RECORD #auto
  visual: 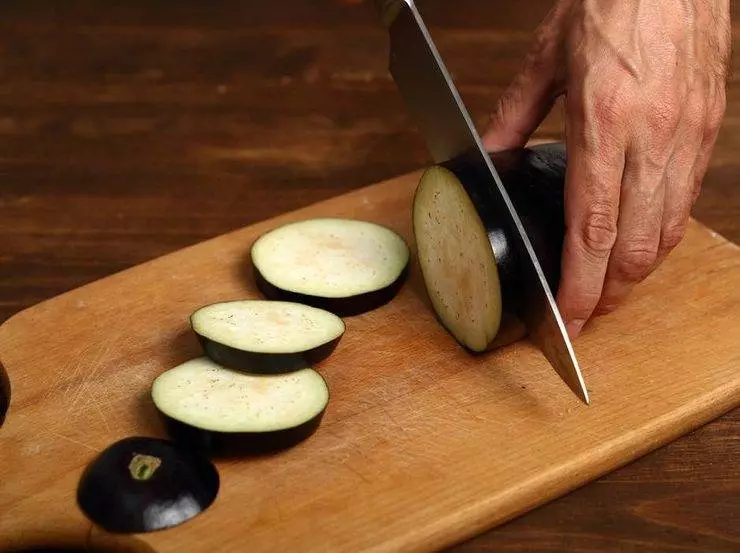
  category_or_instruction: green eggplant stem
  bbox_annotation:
[128,453,162,481]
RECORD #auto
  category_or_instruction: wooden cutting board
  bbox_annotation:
[1,170,739,553]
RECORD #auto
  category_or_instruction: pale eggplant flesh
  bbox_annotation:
[76,436,219,534]
[251,218,410,317]
[151,357,329,457]
[413,142,567,352]
[190,300,345,373]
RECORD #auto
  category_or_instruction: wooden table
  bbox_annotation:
[1,1,737,550]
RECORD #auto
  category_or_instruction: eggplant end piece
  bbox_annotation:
[1,362,10,428]
[76,436,219,534]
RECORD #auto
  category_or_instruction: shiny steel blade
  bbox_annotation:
[373,0,589,404]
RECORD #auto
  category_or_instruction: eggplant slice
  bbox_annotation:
[191,300,344,372]
[413,165,503,352]
[413,142,567,353]
[0,362,9,428]
[76,436,219,534]
[251,218,410,316]
[152,357,329,456]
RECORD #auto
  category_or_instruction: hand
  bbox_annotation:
[482,0,730,338]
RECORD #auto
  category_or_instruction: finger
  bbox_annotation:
[654,90,708,266]
[481,23,562,152]
[690,80,727,199]
[594,142,666,315]
[691,12,730,193]
[654,79,726,268]
[525,137,560,147]
[556,86,626,338]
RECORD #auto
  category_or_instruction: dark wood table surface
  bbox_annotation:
[1,1,738,551]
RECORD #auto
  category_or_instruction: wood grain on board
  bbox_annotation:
[1,1,739,551]
[1,170,739,552]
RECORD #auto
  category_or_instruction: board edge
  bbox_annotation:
[410,377,740,552]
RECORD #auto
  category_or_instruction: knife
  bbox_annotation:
[372,0,590,404]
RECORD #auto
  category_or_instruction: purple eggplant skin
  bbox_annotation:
[0,362,10,428]
[194,333,341,374]
[487,141,567,293]
[76,436,219,534]
[253,264,409,318]
[160,409,326,459]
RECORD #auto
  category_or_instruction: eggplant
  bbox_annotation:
[76,436,219,534]
[0,362,9,428]
[413,142,567,352]
[151,357,329,456]
[190,300,344,373]
[251,218,410,316]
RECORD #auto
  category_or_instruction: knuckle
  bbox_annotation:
[614,243,658,281]
[592,87,632,129]
[580,206,619,255]
[646,97,681,136]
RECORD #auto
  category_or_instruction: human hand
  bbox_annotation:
[482,0,730,338]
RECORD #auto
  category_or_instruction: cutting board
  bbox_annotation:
[1,170,739,553]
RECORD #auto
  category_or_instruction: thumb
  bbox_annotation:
[482,27,562,152]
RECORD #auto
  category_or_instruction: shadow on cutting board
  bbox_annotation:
[161,327,203,368]
[134,388,166,437]
[406,247,553,415]
[3,526,156,553]
[130,327,202,437]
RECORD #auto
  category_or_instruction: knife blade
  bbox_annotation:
[373,0,589,404]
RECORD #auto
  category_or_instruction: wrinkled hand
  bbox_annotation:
[482,0,730,338]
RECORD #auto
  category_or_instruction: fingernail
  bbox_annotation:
[565,318,586,339]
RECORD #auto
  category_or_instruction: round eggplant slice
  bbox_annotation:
[151,357,329,456]
[190,300,344,373]
[413,142,567,353]
[0,362,10,428]
[414,165,504,352]
[250,218,410,316]
[76,436,219,534]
